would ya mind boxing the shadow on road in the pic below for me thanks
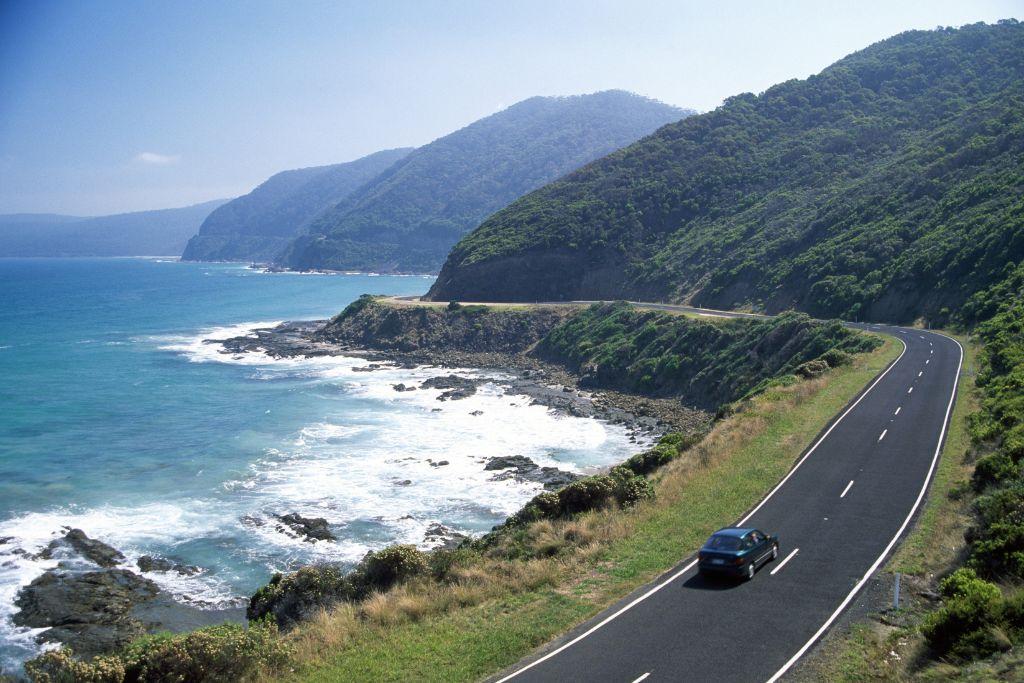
[682,573,743,591]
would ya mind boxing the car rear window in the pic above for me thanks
[704,534,742,550]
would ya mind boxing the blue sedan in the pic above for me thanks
[697,527,779,580]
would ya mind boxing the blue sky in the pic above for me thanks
[0,0,1020,215]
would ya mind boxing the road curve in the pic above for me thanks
[459,301,964,683]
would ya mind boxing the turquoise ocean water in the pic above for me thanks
[0,258,640,669]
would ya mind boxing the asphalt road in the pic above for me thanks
[468,302,963,683]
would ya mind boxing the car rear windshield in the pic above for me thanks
[704,534,743,550]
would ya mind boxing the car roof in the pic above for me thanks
[712,527,756,538]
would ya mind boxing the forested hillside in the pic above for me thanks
[277,91,688,273]
[429,21,1024,327]
[181,148,411,262]
[0,200,226,257]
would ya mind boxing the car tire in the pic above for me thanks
[746,562,755,581]
[772,544,779,560]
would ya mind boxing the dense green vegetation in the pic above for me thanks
[915,270,1024,666]
[536,302,879,409]
[0,200,226,257]
[23,620,289,683]
[277,91,688,273]
[429,21,1024,327]
[181,148,411,262]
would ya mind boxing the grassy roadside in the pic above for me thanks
[276,336,901,682]
[794,333,982,681]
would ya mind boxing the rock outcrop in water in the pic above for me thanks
[11,529,240,659]
[14,568,159,657]
[275,513,336,543]
[484,455,580,490]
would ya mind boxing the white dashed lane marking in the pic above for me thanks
[840,480,854,498]
[771,549,799,575]
[879,429,888,442]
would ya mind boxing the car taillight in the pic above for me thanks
[734,556,745,564]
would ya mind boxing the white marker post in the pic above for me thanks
[893,572,901,610]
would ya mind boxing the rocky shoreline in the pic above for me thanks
[218,319,711,436]
[7,529,244,659]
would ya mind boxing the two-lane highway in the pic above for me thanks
[481,310,962,683]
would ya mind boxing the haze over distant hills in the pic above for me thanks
[0,199,227,257]
[275,90,690,273]
[428,21,1024,327]
[181,148,413,263]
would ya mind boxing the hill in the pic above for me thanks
[277,91,689,273]
[0,199,227,257]
[428,21,1024,327]
[180,148,412,262]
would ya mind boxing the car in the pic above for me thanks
[697,527,779,580]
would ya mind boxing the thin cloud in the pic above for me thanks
[133,152,180,165]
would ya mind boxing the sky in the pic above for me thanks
[0,0,1020,216]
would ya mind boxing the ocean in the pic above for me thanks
[0,257,642,669]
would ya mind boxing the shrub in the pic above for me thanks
[621,432,701,476]
[24,650,125,683]
[818,349,852,367]
[972,452,1019,491]
[361,545,428,591]
[248,565,355,627]
[795,359,829,379]
[922,569,1007,661]
[969,523,1024,580]
[558,476,616,515]
[24,621,289,683]
[609,467,655,507]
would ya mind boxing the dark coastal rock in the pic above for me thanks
[275,513,335,542]
[484,455,580,490]
[136,555,200,576]
[421,374,481,401]
[13,568,159,657]
[217,320,331,358]
[394,479,413,487]
[429,460,449,467]
[484,455,536,472]
[423,523,468,550]
[392,382,416,392]
[470,410,484,416]
[39,529,125,568]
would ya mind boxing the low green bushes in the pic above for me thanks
[248,545,429,627]
[506,463,658,528]
[24,621,288,683]
[620,432,701,476]
[918,277,1024,669]
[922,569,1010,661]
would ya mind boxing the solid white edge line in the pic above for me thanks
[493,335,910,683]
[770,548,799,575]
[765,332,963,683]
[630,674,651,683]
[840,480,854,498]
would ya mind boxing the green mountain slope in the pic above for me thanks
[181,148,412,262]
[0,199,227,257]
[428,21,1024,327]
[277,91,689,273]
